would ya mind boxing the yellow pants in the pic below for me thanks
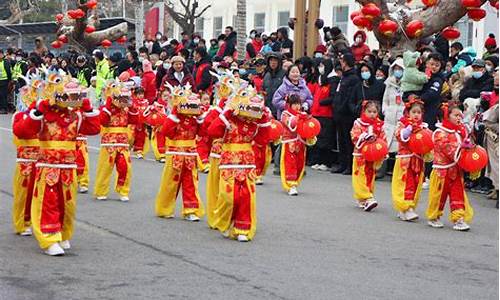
[31,168,77,249]
[12,163,35,234]
[426,170,474,223]
[151,130,166,161]
[391,157,424,213]
[76,141,90,188]
[155,155,205,218]
[215,175,257,240]
[206,156,220,228]
[279,143,306,192]
[352,158,378,202]
[94,148,132,198]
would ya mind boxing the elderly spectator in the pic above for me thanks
[459,59,494,102]
[161,56,195,90]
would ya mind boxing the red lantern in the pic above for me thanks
[405,20,424,38]
[458,146,488,172]
[86,0,98,9]
[441,26,461,41]
[85,25,96,33]
[408,129,434,155]
[55,13,64,23]
[116,36,127,44]
[491,0,500,10]
[74,9,86,19]
[297,117,321,139]
[101,39,112,48]
[378,19,398,37]
[467,8,486,21]
[144,111,167,127]
[422,0,438,7]
[58,34,68,44]
[350,10,362,21]
[268,119,284,141]
[51,40,62,49]
[361,138,388,162]
[361,3,381,20]
[352,15,371,29]
[67,10,78,19]
[461,0,482,9]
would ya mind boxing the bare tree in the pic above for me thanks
[56,0,128,52]
[0,0,39,24]
[164,0,211,36]
[354,0,490,53]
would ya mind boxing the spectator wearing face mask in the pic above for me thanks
[459,59,494,102]
[351,30,371,63]
[354,61,386,113]
[161,56,195,91]
[483,33,498,60]
[155,58,171,90]
[152,32,163,55]
[246,30,263,59]
[193,47,213,94]
[451,46,477,74]
[375,65,389,82]
[208,39,219,59]
[484,56,499,75]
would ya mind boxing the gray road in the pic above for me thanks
[0,114,497,300]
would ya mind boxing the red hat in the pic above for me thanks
[485,33,497,48]
[315,44,327,54]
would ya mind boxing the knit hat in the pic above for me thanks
[142,59,153,72]
[485,55,499,68]
[485,33,497,49]
[315,44,327,54]
[171,56,185,64]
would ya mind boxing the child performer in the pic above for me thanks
[280,95,310,196]
[155,91,205,221]
[391,98,427,221]
[253,106,273,185]
[94,82,138,202]
[196,92,212,172]
[149,89,169,163]
[131,87,150,159]
[426,102,474,231]
[351,100,386,212]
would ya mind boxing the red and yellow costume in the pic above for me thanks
[253,107,273,184]
[391,115,427,214]
[94,82,138,199]
[196,103,211,171]
[155,88,205,218]
[426,118,474,223]
[207,88,269,240]
[351,114,386,203]
[13,80,100,250]
[279,108,307,192]
[131,96,151,156]
[75,134,89,191]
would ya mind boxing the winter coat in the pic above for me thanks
[421,72,445,129]
[382,58,405,153]
[452,47,477,74]
[217,31,237,58]
[161,68,195,91]
[141,70,157,104]
[262,53,285,116]
[311,80,333,118]
[272,76,313,119]
[327,33,350,58]
[351,31,371,62]
[401,51,428,93]
[246,39,263,59]
[332,68,361,121]
[459,72,494,102]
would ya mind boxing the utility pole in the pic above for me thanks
[293,0,306,60]
[135,0,144,51]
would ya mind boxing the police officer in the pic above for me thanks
[0,49,12,114]
[75,55,93,88]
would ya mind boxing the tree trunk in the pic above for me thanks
[236,0,247,59]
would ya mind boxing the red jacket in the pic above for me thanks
[141,71,157,104]
[351,30,371,63]
[161,68,195,91]
[311,83,332,118]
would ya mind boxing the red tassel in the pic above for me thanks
[65,190,72,201]
[22,178,28,188]
[173,174,180,182]
[34,187,38,197]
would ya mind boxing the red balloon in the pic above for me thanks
[55,13,64,23]
[51,40,62,49]
[101,39,112,48]
[85,25,96,33]
[268,119,284,142]
[408,129,434,155]
[458,146,488,172]
[297,117,321,139]
[86,0,98,9]
[58,34,68,44]
[361,138,388,162]
[441,26,461,41]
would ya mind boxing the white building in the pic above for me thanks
[169,0,498,55]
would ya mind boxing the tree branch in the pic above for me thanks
[194,4,211,18]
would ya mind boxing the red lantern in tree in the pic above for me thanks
[86,0,98,9]
[491,0,500,10]
[441,26,461,41]
[85,25,96,34]
[361,3,381,20]
[101,39,112,48]
[350,10,362,21]
[458,145,488,172]
[116,36,127,44]
[378,19,398,37]
[297,117,321,139]
[408,129,434,155]
[405,20,424,38]
[422,0,438,7]
[268,119,284,142]
[353,15,371,29]
[55,13,64,23]
[461,0,482,9]
[51,41,62,49]
[58,34,68,44]
[74,9,86,19]
[361,138,388,162]
[467,8,486,21]
[67,10,78,19]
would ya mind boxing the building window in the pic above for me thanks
[195,17,204,37]
[278,11,290,29]
[455,17,474,47]
[232,15,237,28]
[254,13,266,33]
[213,16,223,37]
[332,6,348,34]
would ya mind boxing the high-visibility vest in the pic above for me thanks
[77,68,90,87]
[0,60,8,81]
[12,61,27,80]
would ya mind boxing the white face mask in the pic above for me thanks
[355,37,362,44]
[250,33,256,39]
[139,57,144,63]
[486,65,493,72]
[193,39,200,44]
[163,63,171,70]
[318,66,325,75]
[15,56,22,61]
